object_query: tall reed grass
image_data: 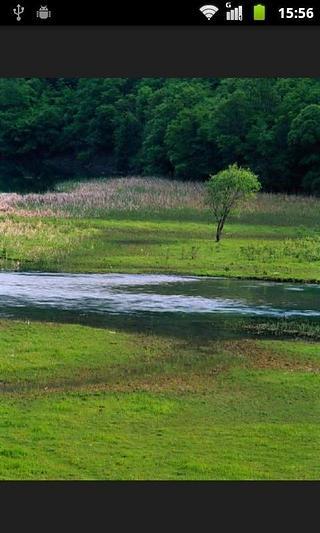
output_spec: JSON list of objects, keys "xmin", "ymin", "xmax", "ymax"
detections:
[
  {"xmin": 10, "ymin": 177, "xmax": 206, "ymax": 217},
  {"xmin": 0, "ymin": 176, "xmax": 319, "ymax": 227}
]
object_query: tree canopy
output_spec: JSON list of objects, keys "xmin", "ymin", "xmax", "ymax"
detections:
[
  {"xmin": 0, "ymin": 77, "xmax": 319, "ymax": 192},
  {"xmin": 207, "ymin": 164, "xmax": 261, "ymax": 242}
]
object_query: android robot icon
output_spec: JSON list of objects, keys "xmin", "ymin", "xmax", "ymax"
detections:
[{"xmin": 36, "ymin": 6, "xmax": 52, "ymax": 20}]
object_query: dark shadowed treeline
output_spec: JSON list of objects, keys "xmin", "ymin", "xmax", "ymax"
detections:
[{"xmin": 1, "ymin": 77, "xmax": 320, "ymax": 193}]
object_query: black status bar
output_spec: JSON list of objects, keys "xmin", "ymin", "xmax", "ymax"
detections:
[{"xmin": 3, "ymin": 1, "xmax": 320, "ymax": 25}]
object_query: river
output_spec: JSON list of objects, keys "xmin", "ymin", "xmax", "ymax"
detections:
[{"xmin": 0, "ymin": 272, "xmax": 318, "ymax": 338}]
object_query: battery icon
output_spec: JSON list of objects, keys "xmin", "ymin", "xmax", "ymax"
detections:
[{"xmin": 253, "ymin": 4, "xmax": 266, "ymax": 21}]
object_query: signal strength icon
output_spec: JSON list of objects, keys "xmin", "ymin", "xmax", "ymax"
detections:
[
  {"xmin": 200, "ymin": 5, "xmax": 219, "ymax": 20},
  {"xmin": 226, "ymin": 4, "xmax": 243, "ymax": 21}
]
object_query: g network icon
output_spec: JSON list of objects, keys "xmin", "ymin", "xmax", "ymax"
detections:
[{"xmin": 226, "ymin": 2, "xmax": 243, "ymax": 21}]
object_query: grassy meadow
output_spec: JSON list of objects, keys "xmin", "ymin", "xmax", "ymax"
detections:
[
  {"xmin": 0, "ymin": 319, "xmax": 319, "ymax": 480},
  {"xmin": 0, "ymin": 177, "xmax": 320, "ymax": 282},
  {"xmin": 0, "ymin": 177, "xmax": 319, "ymax": 480}
]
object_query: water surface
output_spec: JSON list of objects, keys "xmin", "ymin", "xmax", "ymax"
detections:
[{"xmin": 0, "ymin": 272, "xmax": 318, "ymax": 338}]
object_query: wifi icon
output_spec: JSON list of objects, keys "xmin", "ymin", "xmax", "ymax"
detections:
[{"xmin": 200, "ymin": 5, "xmax": 219, "ymax": 20}]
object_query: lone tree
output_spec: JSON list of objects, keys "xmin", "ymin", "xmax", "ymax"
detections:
[{"xmin": 207, "ymin": 164, "xmax": 261, "ymax": 242}]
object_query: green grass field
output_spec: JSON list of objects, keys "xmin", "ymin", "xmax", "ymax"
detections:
[
  {"xmin": 0, "ymin": 215, "xmax": 320, "ymax": 282},
  {"xmin": 0, "ymin": 178, "xmax": 320, "ymax": 479},
  {"xmin": 0, "ymin": 177, "xmax": 318, "ymax": 282},
  {"xmin": 0, "ymin": 320, "xmax": 319, "ymax": 480}
]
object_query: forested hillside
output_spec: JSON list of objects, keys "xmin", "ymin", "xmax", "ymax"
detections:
[{"xmin": 1, "ymin": 77, "xmax": 320, "ymax": 193}]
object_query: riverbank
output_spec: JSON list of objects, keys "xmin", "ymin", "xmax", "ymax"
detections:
[
  {"xmin": 0, "ymin": 214, "xmax": 319, "ymax": 283},
  {"xmin": 0, "ymin": 319, "xmax": 319, "ymax": 480},
  {"xmin": 0, "ymin": 178, "xmax": 319, "ymax": 282}
]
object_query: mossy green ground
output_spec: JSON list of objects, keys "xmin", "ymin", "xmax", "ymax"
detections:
[
  {"xmin": 0, "ymin": 320, "xmax": 319, "ymax": 480},
  {"xmin": 1, "ymin": 213, "xmax": 320, "ymax": 282}
]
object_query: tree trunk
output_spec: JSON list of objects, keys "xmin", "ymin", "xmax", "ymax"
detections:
[
  {"xmin": 216, "ymin": 220, "xmax": 224, "ymax": 242},
  {"xmin": 216, "ymin": 217, "xmax": 226, "ymax": 242},
  {"xmin": 216, "ymin": 223, "xmax": 221, "ymax": 242}
]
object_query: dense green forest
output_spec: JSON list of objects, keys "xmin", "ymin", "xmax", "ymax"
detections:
[{"xmin": 1, "ymin": 77, "xmax": 320, "ymax": 193}]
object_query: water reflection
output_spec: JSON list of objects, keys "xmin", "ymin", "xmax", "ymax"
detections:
[{"xmin": 0, "ymin": 272, "xmax": 318, "ymax": 338}]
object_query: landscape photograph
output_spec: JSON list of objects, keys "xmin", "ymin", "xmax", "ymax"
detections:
[{"xmin": 0, "ymin": 77, "xmax": 319, "ymax": 480}]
